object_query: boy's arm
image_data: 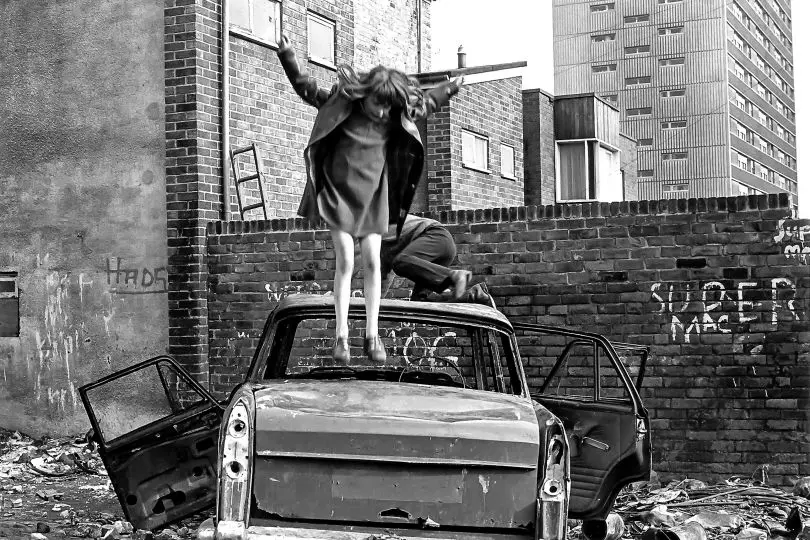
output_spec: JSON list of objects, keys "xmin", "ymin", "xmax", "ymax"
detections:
[
  {"xmin": 276, "ymin": 35, "xmax": 333, "ymax": 108},
  {"xmin": 422, "ymin": 76, "xmax": 464, "ymax": 116}
]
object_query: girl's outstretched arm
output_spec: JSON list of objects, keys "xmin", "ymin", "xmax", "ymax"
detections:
[
  {"xmin": 276, "ymin": 34, "xmax": 335, "ymax": 108},
  {"xmin": 421, "ymin": 76, "xmax": 464, "ymax": 117}
]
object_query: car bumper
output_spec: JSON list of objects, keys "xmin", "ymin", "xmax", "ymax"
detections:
[{"xmin": 197, "ymin": 519, "xmax": 534, "ymax": 540}]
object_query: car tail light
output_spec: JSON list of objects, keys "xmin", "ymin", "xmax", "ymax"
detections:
[
  {"xmin": 219, "ymin": 400, "xmax": 252, "ymax": 525},
  {"xmin": 536, "ymin": 419, "xmax": 570, "ymax": 540}
]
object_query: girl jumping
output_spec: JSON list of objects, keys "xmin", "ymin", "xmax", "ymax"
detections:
[{"xmin": 277, "ymin": 34, "xmax": 463, "ymax": 363}]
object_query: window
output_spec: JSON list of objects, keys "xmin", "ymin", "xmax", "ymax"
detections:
[
  {"xmin": 624, "ymin": 14, "xmax": 650, "ymax": 23},
  {"xmin": 592, "ymin": 64, "xmax": 617, "ymax": 73},
  {"xmin": 638, "ymin": 138, "xmax": 653, "ymax": 146},
  {"xmin": 0, "ymin": 273, "xmax": 18, "ymax": 337},
  {"xmin": 659, "ymin": 56, "xmax": 685, "ymax": 66},
  {"xmin": 590, "ymin": 3, "xmax": 615, "ymax": 12},
  {"xmin": 229, "ymin": 0, "xmax": 282, "ymax": 46},
  {"xmin": 638, "ymin": 169, "xmax": 654, "ymax": 177},
  {"xmin": 591, "ymin": 33, "xmax": 616, "ymax": 42},
  {"xmin": 601, "ymin": 94, "xmax": 618, "ymax": 104},
  {"xmin": 556, "ymin": 140, "xmax": 620, "ymax": 202},
  {"xmin": 661, "ymin": 120, "xmax": 687, "ymax": 129},
  {"xmin": 461, "ymin": 130, "xmax": 489, "ymax": 172},
  {"xmin": 500, "ymin": 144, "xmax": 516, "ymax": 179},
  {"xmin": 732, "ymin": 179, "xmax": 763, "ymax": 196},
  {"xmin": 659, "ymin": 0, "xmax": 682, "ymax": 3},
  {"xmin": 627, "ymin": 107, "xmax": 652, "ymax": 117},
  {"xmin": 659, "ymin": 25, "xmax": 684, "ymax": 35},
  {"xmin": 307, "ymin": 11, "xmax": 336, "ymax": 66},
  {"xmin": 661, "ymin": 151, "xmax": 687, "ymax": 160},
  {"xmin": 660, "ymin": 88, "xmax": 686, "ymax": 97},
  {"xmin": 626, "ymin": 76, "xmax": 651, "ymax": 86},
  {"xmin": 625, "ymin": 45, "xmax": 651, "ymax": 55},
  {"xmin": 663, "ymin": 183, "xmax": 688, "ymax": 199}
]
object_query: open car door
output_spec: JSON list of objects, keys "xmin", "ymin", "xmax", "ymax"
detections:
[
  {"xmin": 79, "ymin": 355, "xmax": 224, "ymax": 531},
  {"xmin": 513, "ymin": 324, "xmax": 651, "ymax": 520}
]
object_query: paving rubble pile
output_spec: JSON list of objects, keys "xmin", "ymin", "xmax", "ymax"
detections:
[{"xmin": 1, "ymin": 429, "xmax": 808, "ymax": 539}]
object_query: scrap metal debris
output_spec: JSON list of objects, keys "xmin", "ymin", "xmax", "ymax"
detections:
[{"xmin": 2, "ymin": 426, "xmax": 809, "ymax": 540}]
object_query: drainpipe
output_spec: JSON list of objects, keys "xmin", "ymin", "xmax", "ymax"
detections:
[
  {"xmin": 416, "ymin": 0, "xmax": 422, "ymax": 72},
  {"xmin": 221, "ymin": 0, "xmax": 232, "ymax": 221}
]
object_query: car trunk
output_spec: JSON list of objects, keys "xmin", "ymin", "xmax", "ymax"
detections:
[{"xmin": 250, "ymin": 381, "xmax": 540, "ymax": 532}]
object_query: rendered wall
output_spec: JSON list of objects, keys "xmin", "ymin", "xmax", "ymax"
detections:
[
  {"xmin": 204, "ymin": 194, "xmax": 808, "ymax": 485},
  {"xmin": 0, "ymin": 0, "xmax": 169, "ymax": 435}
]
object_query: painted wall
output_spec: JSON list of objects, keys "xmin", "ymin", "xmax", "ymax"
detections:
[
  {"xmin": 0, "ymin": 0, "xmax": 168, "ymax": 435},
  {"xmin": 203, "ymin": 194, "xmax": 808, "ymax": 486}
]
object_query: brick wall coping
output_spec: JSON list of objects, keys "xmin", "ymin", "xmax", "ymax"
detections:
[{"xmin": 207, "ymin": 194, "xmax": 795, "ymax": 235}]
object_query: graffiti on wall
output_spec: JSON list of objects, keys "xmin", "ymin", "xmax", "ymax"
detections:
[
  {"xmin": 106, "ymin": 257, "xmax": 168, "ymax": 295},
  {"xmin": 264, "ymin": 279, "xmax": 405, "ymax": 304},
  {"xmin": 773, "ymin": 219, "xmax": 810, "ymax": 264},
  {"xmin": 651, "ymin": 279, "xmax": 802, "ymax": 343}
]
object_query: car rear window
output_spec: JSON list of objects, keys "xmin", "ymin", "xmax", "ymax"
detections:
[{"xmin": 266, "ymin": 315, "xmax": 522, "ymax": 395}]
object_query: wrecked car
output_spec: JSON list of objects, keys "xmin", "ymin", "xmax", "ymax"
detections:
[{"xmin": 79, "ymin": 295, "xmax": 651, "ymax": 539}]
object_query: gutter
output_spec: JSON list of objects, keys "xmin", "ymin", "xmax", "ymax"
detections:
[{"xmin": 221, "ymin": 0, "xmax": 232, "ymax": 221}]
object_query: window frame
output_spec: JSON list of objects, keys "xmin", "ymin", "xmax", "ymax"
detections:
[
  {"xmin": 0, "ymin": 272, "xmax": 19, "ymax": 338},
  {"xmin": 461, "ymin": 129, "xmax": 490, "ymax": 173},
  {"xmin": 661, "ymin": 151, "xmax": 688, "ymax": 161},
  {"xmin": 658, "ymin": 25, "xmax": 684, "ymax": 36},
  {"xmin": 589, "ymin": 2, "xmax": 615, "ymax": 12},
  {"xmin": 626, "ymin": 106, "xmax": 653, "ymax": 117},
  {"xmin": 624, "ymin": 14, "xmax": 650, "ymax": 24},
  {"xmin": 625, "ymin": 75, "xmax": 652, "ymax": 87},
  {"xmin": 591, "ymin": 33, "xmax": 617, "ymax": 42},
  {"xmin": 592, "ymin": 63, "xmax": 617, "ymax": 73},
  {"xmin": 624, "ymin": 45, "xmax": 651, "ymax": 55},
  {"xmin": 306, "ymin": 10, "xmax": 337, "ymax": 68},
  {"xmin": 659, "ymin": 56, "xmax": 685, "ymax": 67},
  {"xmin": 555, "ymin": 139, "xmax": 620, "ymax": 203},
  {"xmin": 500, "ymin": 143, "xmax": 516, "ymax": 180},
  {"xmin": 228, "ymin": 0, "xmax": 283, "ymax": 49},
  {"xmin": 660, "ymin": 88, "xmax": 686, "ymax": 98}
]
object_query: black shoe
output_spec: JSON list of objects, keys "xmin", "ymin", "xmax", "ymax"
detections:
[
  {"xmin": 363, "ymin": 334, "xmax": 387, "ymax": 363},
  {"xmin": 332, "ymin": 337, "xmax": 350, "ymax": 363}
]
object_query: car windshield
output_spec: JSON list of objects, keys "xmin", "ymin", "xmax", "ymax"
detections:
[{"xmin": 267, "ymin": 313, "xmax": 521, "ymax": 394}]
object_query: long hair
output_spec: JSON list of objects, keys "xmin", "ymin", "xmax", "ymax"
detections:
[{"xmin": 337, "ymin": 64, "xmax": 426, "ymax": 119}]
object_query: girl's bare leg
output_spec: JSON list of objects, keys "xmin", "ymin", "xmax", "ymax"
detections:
[
  {"xmin": 331, "ymin": 230, "xmax": 355, "ymax": 360},
  {"xmin": 360, "ymin": 233, "xmax": 385, "ymax": 362}
]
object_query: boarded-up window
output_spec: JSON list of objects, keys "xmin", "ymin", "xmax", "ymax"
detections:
[{"xmin": 0, "ymin": 273, "xmax": 19, "ymax": 337}]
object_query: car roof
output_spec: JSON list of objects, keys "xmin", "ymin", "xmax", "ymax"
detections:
[{"xmin": 272, "ymin": 294, "xmax": 513, "ymax": 330}]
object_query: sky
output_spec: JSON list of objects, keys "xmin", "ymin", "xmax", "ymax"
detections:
[{"xmin": 431, "ymin": 0, "xmax": 808, "ymax": 218}]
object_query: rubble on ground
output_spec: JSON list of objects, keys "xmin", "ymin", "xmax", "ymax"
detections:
[
  {"xmin": 2, "ymin": 428, "xmax": 809, "ymax": 539},
  {"xmin": 568, "ymin": 471, "xmax": 810, "ymax": 540}
]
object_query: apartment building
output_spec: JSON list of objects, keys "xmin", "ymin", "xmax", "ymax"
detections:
[{"xmin": 553, "ymin": 0, "xmax": 796, "ymax": 207}]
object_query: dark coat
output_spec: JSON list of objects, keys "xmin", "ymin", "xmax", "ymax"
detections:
[{"xmin": 277, "ymin": 46, "xmax": 460, "ymax": 236}]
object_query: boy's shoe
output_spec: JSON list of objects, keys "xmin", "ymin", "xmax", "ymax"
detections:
[
  {"xmin": 332, "ymin": 336, "xmax": 350, "ymax": 364},
  {"xmin": 363, "ymin": 334, "xmax": 387, "ymax": 363}
]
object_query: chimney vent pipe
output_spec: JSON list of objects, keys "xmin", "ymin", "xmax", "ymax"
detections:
[{"xmin": 457, "ymin": 45, "xmax": 466, "ymax": 68}]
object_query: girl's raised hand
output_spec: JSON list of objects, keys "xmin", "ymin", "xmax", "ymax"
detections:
[
  {"xmin": 453, "ymin": 76, "xmax": 465, "ymax": 87},
  {"xmin": 277, "ymin": 34, "xmax": 291, "ymax": 50}
]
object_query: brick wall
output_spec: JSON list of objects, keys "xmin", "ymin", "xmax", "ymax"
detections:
[
  {"xmin": 164, "ymin": 0, "xmax": 224, "ymax": 385},
  {"xmin": 522, "ymin": 88, "xmax": 556, "ymax": 206},
  {"xmin": 425, "ymin": 76, "xmax": 524, "ymax": 211},
  {"xmin": 204, "ymin": 194, "xmax": 809, "ymax": 485},
  {"xmin": 227, "ymin": 0, "xmax": 429, "ymax": 221},
  {"xmin": 353, "ymin": 0, "xmax": 430, "ymax": 72}
]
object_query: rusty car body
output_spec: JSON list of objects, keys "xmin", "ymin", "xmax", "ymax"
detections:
[{"xmin": 79, "ymin": 295, "xmax": 651, "ymax": 540}]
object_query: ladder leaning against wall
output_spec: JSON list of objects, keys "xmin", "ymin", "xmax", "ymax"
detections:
[{"xmin": 229, "ymin": 143, "xmax": 269, "ymax": 220}]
